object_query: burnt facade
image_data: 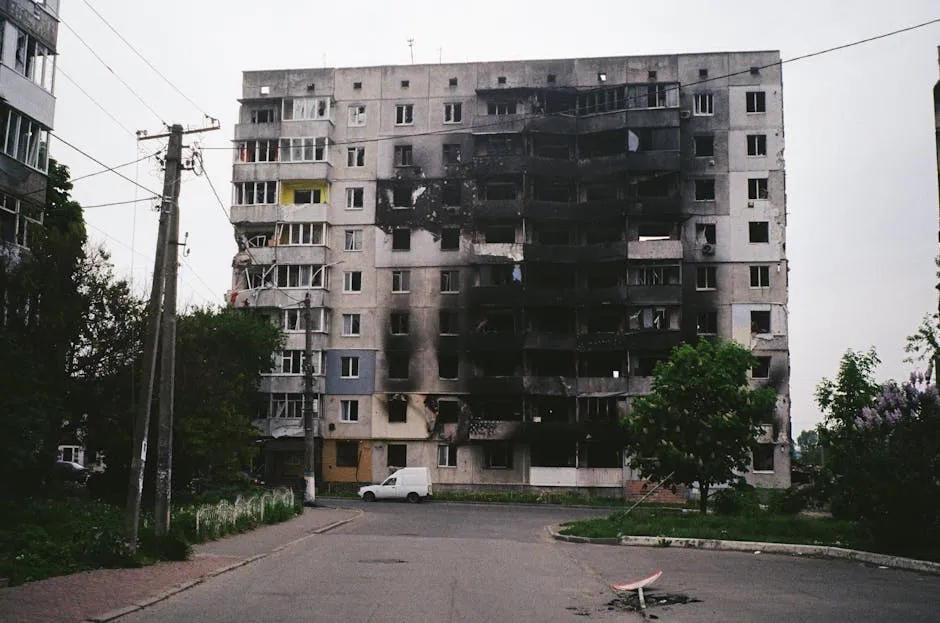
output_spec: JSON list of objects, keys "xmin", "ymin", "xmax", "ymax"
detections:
[{"xmin": 230, "ymin": 52, "xmax": 791, "ymax": 493}]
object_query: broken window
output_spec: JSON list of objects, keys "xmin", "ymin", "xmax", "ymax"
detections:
[
  {"xmin": 346, "ymin": 187, "xmax": 364, "ymax": 209},
  {"xmin": 630, "ymin": 265, "xmax": 681, "ymax": 286},
  {"xmin": 481, "ymin": 264, "xmax": 518, "ymax": 286},
  {"xmin": 585, "ymin": 307, "xmax": 624, "ymax": 333},
  {"xmin": 529, "ymin": 351, "xmax": 575, "ymax": 376},
  {"xmin": 278, "ymin": 350, "xmax": 306, "ymax": 374},
  {"xmin": 392, "ymin": 228, "xmax": 411, "ymax": 251},
  {"xmin": 388, "ymin": 398, "xmax": 407, "ymax": 423},
  {"xmin": 696, "ymin": 311, "xmax": 718, "ymax": 335},
  {"xmin": 250, "ymin": 108, "xmax": 276, "ymax": 124},
  {"xmin": 485, "ymin": 183, "xmax": 517, "ymax": 201},
  {"xmin": 438, "ymin": 445, "xmax": 457, "ymax": 467},
  {"xmin": 341, "ymin": 356, "xmax": 360, "ymax": 378},
  {"xmin": 475, "ymin": 309, "xmax": 515, "ymax": 333},
  {"xmin": 752, "ymin": 357, "xmax": 772, "ymax": 379},
  {"xmin": 637, "ymin": 223, "xmax": 673, "ymax": 242},
  {"xmin": 437, "ymin": 400, "xmax": 460, "ymax": 423},
  {"xmin": 340, "ymin": 400, "xmax": 359, "ymax": 422},
  {"xmin": 347, "ymin": 146, "xmax": 365, "ymax": 167},
  {"xmin": 484, "ymin": 443, "xmax": 513, "ymax": 469},
  {"xmin": 748, "ymin": 178, "xmax": 769, "ymax": 200},
  {"xmin": 394, "ymin": 144, "xmax": 413, "ymax": 167},
  {"xmin": 583, "ymin": 439, "xmax": 623, "ymax": 468},
  {"xmin": 442, "ymin": 143, "xmax": 462, "ymax": 165},
  {"xmin": 444, "ymin": 102, "xmax": 462, "ymax": 123},
  {"xmin": 390, "ymin": 312, "xmax": 409, "ymax": 335},
  {"xmin": 439, "ymin": 310, "xmax": 459, "ymax": 334},
  {"xmin": 750, "ymin": 265, "xmax": 770, "ymax": 288},
  {"xmin": 279, "ymin": 137, "xmax": 328, "ymax": 162},
  {"xmin": 696, "ymin": 266, "xmax": 717, "ymax": 290},
  {"xmin": 342, "ymin": 313, "xmax": 361, "ymax": 337},
  {"xmin": 391, "ymin": 185, "xmax": 413, "ymax": 208},
  {"xmin": 626, "ymin": 83, "xmax": 677, "ymax": 108},
  {"xmin": 748, "ymin": 221, "xmax": 770, "ymax": 243},
  {"xmin": 279, "ymin": 223, "xmax": 325, "ymax": 246},
  {"xmin": 276, "ymin": 265, "xmax": 325, "ymax": 288},
  {"xmin": 233, "ymin": 181, "xmax": 277, "ymax": 205},
  {"xmin": 395, "ymin": 104, "xmax": 414, "ymax": 125},
  {"xmin": 268, "ymin": 393, "xmax": 309, "ymax": 419},
  {"xmin": 348, "ymin": 105, "xmax": 367, "ymax": 127},
  {"xmin": 449, "ymin": 77, "xmax": 458, "ymax": 87},
  {"xmin": 387, "ymin": 444, "xmax": 407, "ymax": 467},
  {"xmin": 529, "ymin": 308, "xmax": 575, "ymax": 333},
  {"xmin": 533, "ymin": 182, "xmax": 574, "ymax": 202},
  {"xmin": 630, "ymin": 308, "xmax": 672, "ymax": 331},
  {"xmin": 753, "ymin": 444, "xmax": 775, "ymax": 471},
  {"xmin": 747, "ymin": 134, "xmax": 767, "ymax": 156},
  {"xmin": 237, "ymin": 139, "xmax": 278, "ymax": 163},
  {"xmin": 694, "ymin": 179, "xmax": 716, "ymax": 201},
  {"xmin": 695, "ymin": 223, "xmax": 717, "ymax": 244},
  {"xmin": 343, "ymin": 271, "xmax": 362, "ymax": 293},
  {"xmin": 283, "ymin": 97, "xmax": 330, "ymax": 121},
  {"xmin": 441, "ymin": 227, "xmax": 460, "ymax": 251},
  {"xmin": 694, "ymin": 135, "xmax": 714, "ymax": 157},
  {"xmin": 634, "ymin": 355, "xmax": 665, "ymax": 377},
  {"xmin": 578, "ymin": 352, "xmax": 623, "ymax": 377},
  {"xmin": 336, "ymin": 440, "xmax": 359, "ymax": 466},
  {"xmin": 440, "ymin": 270, "xmax": 459, "ymax": 293},
  {"xmin": 486, "ymin": 101, "xmax": 517, "ymax": 115},
  {"xmin": 537, "ymin": 227, "xmax": 570, "ymax": 245},
  {"xmin": 388, "ymin": 354, "xmax": 409, "ymax": 380},
  {"xmin": 577, "ymin": 87, "xmax": 625, "ymax": 115},
  {"xmin": 751, "ymin": 310, "xmax": 771, "ymax": 334},
  {"xmin": 282, "ymin": 309, "xmax": 305, "ymax": 332},
  {"xmin": 585, "ymin": 266, "xmax": 619, "ymax": 289},
  {"xmin": 746, "ymin": 91, "xmax": 766, "ymax": 113},
  {"xmin": 392, "ymin": 270, "xmax": 410, "ymax": 293},
  {"xmin": 441, "ymin": 182, "xmax": 461, "ymax": 206},
  {"xmin": 693, "ymin": 93, "xmax": 714, "ymax": 116},
  {"xmin": 438, "ymin": 353, "xmax": 459, "ymax": 379},
  {"xmin": 484, "ymin": 226, "xmax": 515, "ymax": 244},
  {"xmin": 344, "ymin": 229, "xmax": 363, "ymax": 251},
  {"xmin": 634, "ymin": 178, "xmax": 671, "ymax": 198}
]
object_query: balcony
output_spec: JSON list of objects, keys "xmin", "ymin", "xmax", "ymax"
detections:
[
  {"xmin": 467, "ymin": 376, "xmax": 524, "ymax": 394},
  {"xmin": 523, "ymin": 377, "xmax": 577, "ymax": 396},
  {"xmin": 252, "ymin": 417, "xmax": 322, "ymax": 439},
  {"xmin": 628, "ymin": 240, "xmax": 683, "ymax": 260},
  {"xmin": 578, "ymin": 286, "xmax": 631, "ymax": 305},
  {"xmin": 524, "ymin": 115, "xmax": 578, "ymax": 134},
  {"xmin": 471, "ymin": 154, "xmax": 526, "ymax": 177},
  {"xmin": 468, "ymin": 421, "xmax": 524, "ymax": 441},
  {"xmin": 626, "ymin": 196, "xmax": 683, "ymax": 217},
  {"xmin": 232, "ymin": 161, "xmax": 333, "ymax": 182},
  {"xmin": 246, "ymin": 245, "xmax": 329, "ymax": 266},
  {"xmin": 528, "ymin": 467, "xmax": 623, "ymax": 488},
  {"xmin": 576, "ymin": 333, "xmax": 629, "ymax": 350},
  {"xmin": 525, "ymin": 156, "xmax": 579, "ymax": 178},
  {"xmin": 576, "ymin": 113, "xmax": 629, "ymax": 134},
  {"xmin": 471, "ymin": 115, "xmax": 527, "ymax": 134},
  {"xmin": 230, "ymin": 203, "xmax": 329, "ymax": 225},
  {"xmin": 471, "ymin": 242, "xmax": 524, "ymax": 262},
  {"xmin": 468, "ymin": 285, "xmax": 525, "ymax": 307},
  {"xmin": 629, "ymin": 284, "xmax": 682, "ymax": 306},
  {"xmin": 625, "ymin": 330, "xmax": 683, "ymax": 352},
  {"xmin": 0, "ymin": 65, "xmax": 55, "ymax": 128},
  {"xmin": 234, "ymin": 122, "xmax": 281, "ymax": 140},
  {"xmin": 469, "ymin": 331, "xmax": 524, "ymax": 350},
  {"xmin": 475, "ymin": 199, "xmax": 523, "ymax": 220},
  {"xmin": 623, "ymin": 108, "xmax": 681, "ymax": 128},
  {"xmin": 577, "ymin": 377, "xmax": 630, "ymax": 396},
  {"xmin": 230, "ymin": 286, "xmax": 331, "ymax": 310},
  {"xmin": 523, "ymin": 332, "xmax": 577, "ymax": 350},
  {"xmin": 579, "ymin": 151, "xmax": 680, "ymax": 178}
]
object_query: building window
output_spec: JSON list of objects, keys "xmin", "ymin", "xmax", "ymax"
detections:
[
  {"xmin": 14, "ymin": 27, "xmax": 54, "ymax": 91},
  {"xmin": 442, "ymin": 143, "xmax": 462, "ymax": 165},
  {"xmin": 0, "ymin": 193, "xmax": 41, "ymax": 250},
  {"xmin": 387, "ymin": 443, "xmax": 407, "ymax": 467},
  {"xmin": 391, "ymin": 228, "xmax": 411, "ymax": 251},
  {"xmin": 339, "ymin": 400, "xmax": 359, "ymax": 422},
  {"xmin": 342, "ymin": 313, "xmax": 361, "ymax": 336},
  {"xmin": 278, "ymin": 223, "xmax": 324, "ymax": 246},
  {"xmin": 392, "ymin": 270, "xmax": 411, "ymax": 293},
  {"xmin": 268, "ymin": 393, "xmax": 317, "ymax": 419},
  {"xmin": 343, "ymin": 271, "xmax": 362, "ymax": 293},
  {"xmin": 233, "ymin": 181, "xmax": 277, "ymax": 205},
  {"xmin": 291, "ymin": 188, "xmax": 322, "ymax": 205},
  {"xmin": 278, "ymin": 350, "xmax": 305, "ymax": 374},
  {"xmin": 748, "ymin": 178, "xmax": 769, "ymax": 200},
  {"xmin": 442, "ymin": 183, "xmax": 461, "ymax": 206},
  {"xmin": 441, "ymin": 228, "xmax": 460, "ymax": 251},
  {"xmin": 693, "ymin": 135, "xmax": 714, "ymax": 157},
  {"xmin": 449, "ymin": 77, "xmax": 458, "ymax": 87},
  {"xmin": 438, "ymin": 353, "xmax": 459, "ymax": 379},
  {"xmin": 439, "ymin": 310, "xmax": 459, "ymax": 335},
  {"xmin": 696, "ymin": 266, "xmax": 717, "ymax": 290},
  {"xmin": 347, "ymin": 146, "xmax": 365, "ymax": 167},
  {"xmin": 440, "ymin": 270, "xmax": 459, "ymax": 293},
  {"xmin": 746, "ymin": 91, "xmax": 766, "ymax": 113},
  {"xmin": 353, "ymin": 81, "xmax": 362, "ymax": 90},
  {"xmin": 283, "ymin": 97, "xmax": 330, "ymax": 121},
  {"xmin": 497, "ymin": 76, "xmax": 507, "ymax": 85},
  {"xmin": 250, "ymin": 108, "xmax": 276, "ymax": 124},
  {"xmin": 696, "ymin": 311, "xmax": 718, "ymax": 335},
  {"xmin": 694, "ymin": 179, "xmax": 716, "ymax": 201},
  {"xmin": 387, "ymin": 398, "xmax": 407, "ymax": 423},
  {"xmin": 346, "ymin": 187, "xmax": 364, "ymax": 210},
  {"xmin": 340, "ymin": 356, "xmax": 360, "ymax": 378},
  {"xmin": 751, "ymin": 310, "xmax": 771, "ymax": 334},
  {"xmin": 279, "ymin": 137, "xmax": 328, "ymax": 162},
  {"xmin": 626, "ymin": 83, "xmax": 678, "ymax": 109},
  {"xmin": 753, "ymin": 444, "xmax": 774, "ymax": 471},
  {"xmin": 348, "ymin": 105, "xmax": 367, "ymax": 127},
  {"xmin": 484, "ymin": 443, "xmax": 513, "ymax": 469},
  {"xmin": 438, "ymin": 400, "xmax": 460, "ymax": 423},
  {"xmin": 282, "ymin": 309, "xmax": 305, "ymax": 332},
  {"xmin": 388, "ymin": 354, "xmax": 409, "ymax": 380},
  {"xmin": 336, "ymin": 440, "xmax": 359, "ymax": 466},
  {"xmin": 444, "ymin": 102, "xmax": 463, "ymax": 123},
  {"xmin": 390, "ymin": 312, "xmax": 409, "ymax": 335},
  {"xmin": 693, "ymin": 93, "xmax": 714, "ymax": 116},
  {"xmin": 392, "ymin": 185, "xmax": 413, "ymax": 208},
  {"xmin": 486, "ymin": 101, "xmax": 517, "ymax": 115},
  {"xmin": 750, "ymin": 266, "xmax": 770, "ymax": 288},
  {"xmin": 629, "ymin": 265, "xmax": 681, "ymax": 286},
  {"xmin": 237, "ymin": 139, "xmax": 278, "ymax": 163},
  {"xmin": 752, "ymin": 357, "xmax": 772, "ymax": 379},
  {"xmin": 695, "ymin": 223, "xmax": 716, "ymax": 244},
  {"xmin": 746, "ymin": 134, "xmax": 767, "ymax": 157},
  {"xmin": 344, "ymin": 229, "xmax": 363, "ymax": 251},
  {"xmin": 394, "ymin": 145, "xmax": 413, "ymax": 167},
  {"xmin": 400, "ymin": 80, "xmax": 410, "ymax": 88},
  {"xmin": 748, "ymin": 221, "xmax": 769, "ymax": 243},
  {"xmin": 395, "ymin": 104, "xmax": 414, "ymax": 125},
  {"xmin": 438, "ymin": 444, "xmax": 457, "ymax": 467},
  {"xmin": 276, "ymin": 264, "xmax": 326, "ymax": 288}
]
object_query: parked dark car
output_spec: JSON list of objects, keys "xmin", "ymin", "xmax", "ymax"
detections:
[{"xmin": 54, "ymin": 460, "xmax": 89, "ymax": 484}]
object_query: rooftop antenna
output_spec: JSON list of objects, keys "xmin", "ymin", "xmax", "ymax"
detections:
[{"xmin": 407, "ymin": 38, "xmax": 414, "ymax": 64}]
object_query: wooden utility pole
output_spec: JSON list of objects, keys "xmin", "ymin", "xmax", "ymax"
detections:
[{"xmin": 303, "ymin": 292, "xmax": 317, "ymax": 505}]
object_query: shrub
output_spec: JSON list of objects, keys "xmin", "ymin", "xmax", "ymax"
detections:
[
  {"xmin": 767, "ymin": 487, "xmax": 808, "ymax": 515},
  {"xmin": 712, "ymin": 486, "xmax": 761, "ymax": 517}
]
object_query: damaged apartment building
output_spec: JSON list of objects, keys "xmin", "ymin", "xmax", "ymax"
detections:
[{"xmin": 227, "ymin": 52, "xmax": 791, "ymax": 495}]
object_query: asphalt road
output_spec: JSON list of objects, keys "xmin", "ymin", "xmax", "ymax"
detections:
[{"xmin": 118, "ymin": 500, "xmax": 940, "ymax": 622}]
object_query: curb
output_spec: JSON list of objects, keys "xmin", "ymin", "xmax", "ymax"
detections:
[
  {"xmin": 317, "ymin": 495, "xmax": 662, "ymax": 513},
  {"xmin": 86, "ymin": 511, "xmax": 362, "ymax": 622},
  {"xmin": 548, "ymin": 526, "xmax": 940, "ymax": 575}
]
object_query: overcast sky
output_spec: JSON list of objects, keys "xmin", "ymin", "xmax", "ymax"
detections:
[{"xmin": 52, "ymin": 0, "xmax": 940, "ymax": 436}]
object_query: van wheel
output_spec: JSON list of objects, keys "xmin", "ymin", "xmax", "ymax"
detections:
[
  {"xmin": 406, "ymin": 492, "xmax": 420, "ymax": 504},
  {"xmin": 363, "ymin": 492, "xmax": 376, "ymax": 502}
]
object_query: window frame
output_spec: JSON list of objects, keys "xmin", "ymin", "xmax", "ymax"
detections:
[
  {"xmin": 693, "ymin": 134, "xmax": 715, "ymax": 157},
  {"xmin": 438, "ymin": 444, "xmax": 458, "ymax": 468},
  {"xmin": 748, "ymin": 177, "xmax": 769, "ymax": 200},
  {"xmin": 341, "ymin": 313, "xmax": 361, "ymax": 337},
  {"xmin": 344, "ymin": 229, "xmax": 363, "ymax": 251},
  {"xmin": 746, "ymin": 91, "xmax": 767, "ymax": 114},
  {"xmin": 748, "ymin": 221, "xmax": 770, "ymax": 243},
  {"xmin": 345, "ymin": 187, "xmax": 364, "ymax": 210},
  {"xmin": 440, "ymin": 270, "xmax": 459, "ymax": 294},
  {"xmin": 395, "ymin": 104, "xmax": 415, "ymax": 125},
  {"xmin": 443, "ymin": 102, "xmax": 463, "ymax": 124},
  {"xmin": 696, "ymin": 311, "xmax": 718, "ymax": 335},
  {"xmin": 749, "ymin": 265, "xmax": 771, "ymax": 288},
  {"xmin": 340, "ymin": 356, "xmax": 360, "ymax": 379},
  {"xmin": 694, "ymin": 179, "xmax": 716, "ymax": 201},
  {"xmin": 391, "ymin": 228, "xmax": 411, "ymax": 251},
  {"xmin": 693, "ymin": 93, "xmax": 714, "ymax": 116},
  {"xmin": 696, "ymin": 266, "xmax": 717, "ymax": 291},
  {"xmin": 347, "ymin": 104, "xmax": 367, "ymax": 127},
  {"xmin": 746, "ymin": 134, "xmax": 767, "ymax": 157},
  {"xmin": 394, "ymin": 144, "xmax": 413, "ymax": 167},
  {"xmin": 346, "ymin": 146, "xmax": 366, "ymax": 167},
  {"xmin": 391, "ymin": 270, "xmax": 411, "ymax": 293},
  {"xmin": 336, "ymin": 440, "xmax": 359, "ymax": 465},
  {"xmin": 343, "ymin": 271, "xmax": 363, "ymax": 293},
  {"xmin": 390, "ymin": 311, "xmax": 410, "ymax": 335},
  {"xmin": 339, "ymin": 400, "xmax": 359, "ymax": 423}
]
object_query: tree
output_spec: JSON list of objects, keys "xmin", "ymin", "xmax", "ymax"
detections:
[
  {"xmin": 621, "ymin": 339, "xmax": 777, "ymax": 513},
  {"xmin": 794, "ymin": 429, "xmax": 822, "ymax": 467}
]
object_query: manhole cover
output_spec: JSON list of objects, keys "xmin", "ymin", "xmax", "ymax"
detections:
[{"xmin": 357, "ymin": 559, "xmax": 408, "ymax": 564}]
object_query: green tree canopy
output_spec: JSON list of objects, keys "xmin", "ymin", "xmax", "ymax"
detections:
[{"xmin": 621, "ymin": 339, "xmax": 777, "ymax": 513}]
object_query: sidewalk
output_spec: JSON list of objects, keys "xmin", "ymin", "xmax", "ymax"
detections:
[{"xmin": 0, "ymin": 505, "xmax": 360, "ymax": 623}]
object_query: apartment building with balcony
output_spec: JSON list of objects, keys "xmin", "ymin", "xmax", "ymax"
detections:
[
  {"xmin": 0, "ymin": 0, "xmax": 59, "ymax": 272},
  {"xmin": 229, "ymin": 51, "xmax": 791, "ymax": 494}
]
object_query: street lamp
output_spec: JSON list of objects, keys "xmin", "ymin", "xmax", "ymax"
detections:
[{"xmin": 303, "ymin": 260, "xmax": 342, "ymax": 505}]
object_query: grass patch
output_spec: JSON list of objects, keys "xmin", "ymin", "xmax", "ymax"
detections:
[{"xmin": 431, "ymin": 490, "xmax": 685, "ymax": 509}]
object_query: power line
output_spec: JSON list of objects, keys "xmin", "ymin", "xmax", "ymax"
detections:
[
  {"xmin": 201, "ymin": 16, "xmax": 940, "ymax": 154},
  {"xmin": 57, "ymin": 67, "xmax": 136, "ymax": 137},
  {"xmin": 59, "ymin": 18, "xmax": 166, "ymax": 126},
  {"xmin": 78, "ymin": 0, "xmax": 211, "ymax": 119},
  {"xmin": 71, "ymin": 151, "xmax": 162, "ymax": 183},
  {"xmin": 51, "ymin": 132, "xmax": 163, "ymax": 198},
  {"xmin": 82, "ymin": 198, "xmax": 157, "ymax": 209},
  {"xmin": 194, "ymin": 151, "xmax": 230, "ymax": 221}
]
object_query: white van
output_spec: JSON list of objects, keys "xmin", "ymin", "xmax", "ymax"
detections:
[{"xmin": 358, "ymin": 467, "xmax": 432, "ymax": 503}]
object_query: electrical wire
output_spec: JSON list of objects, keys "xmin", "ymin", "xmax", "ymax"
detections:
[
  {"xmin": 78, "ymin": 0, "xmax": 211, "ymax": 119},
  {"xmin": 82, "ymin": 198, "xmax": 157, "ymax": 209},
  {"xmin": 70, "ymin": 151, "xmax": 162, "ymax": 183},
  {"xmin": 59, "ymin": 18, "xmax": 167, "ymax": 126},
  {"xmin": 50, "ymin": 132, "xmax": 163, "ymax": 198},
  {"xmin": 57, "ymin": 67, "xmax": 136, "ymax": 137}
]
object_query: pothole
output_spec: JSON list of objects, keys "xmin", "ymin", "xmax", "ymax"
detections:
[{"xmin": 605, "ymin": 591, "xmax": 701, "ymax": 613}]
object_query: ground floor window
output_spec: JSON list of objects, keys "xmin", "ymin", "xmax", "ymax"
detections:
[
  {"xmin": 484, "ymin": 443, "xmax": 513, "ymax": 469},
  {"xmin": 336, "ymin": 441, "xmax": 359, "ymax": 467},
  {"xmin": 753, "ymin": 444, "xmax": 775, "ymax": 472},
  {"xmin": 438, "ymin": 444, "xmax": 457, "ymax": 467},
  {"xmin": 387, "ymin": 443, "xmax": 407, "ymax": 467}
]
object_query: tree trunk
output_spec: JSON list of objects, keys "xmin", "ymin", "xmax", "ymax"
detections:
[{"xmin": 699, "ymin": 483, "xmax": 709, "ymax": 514}]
